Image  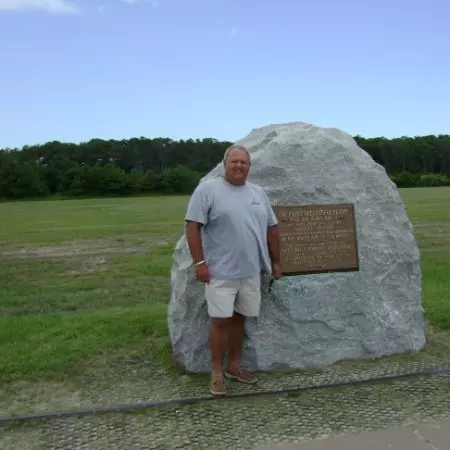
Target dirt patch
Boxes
[67,256,109,275]
[1,236,175,261]
[2,244,146,260]
[0,349,176,418]
[414,223,450,234]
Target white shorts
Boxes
[204,274,261,318]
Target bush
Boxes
[419,173,450,187]
[390,172,450,188]
[389,172,420,188]
[158,165,202,194]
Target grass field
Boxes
[0,188,449,385]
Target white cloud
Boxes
[0,0,80,14]
[121,0,158,5]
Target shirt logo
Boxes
[250,198,261,206]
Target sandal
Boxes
[224,369,258,384]
[210,372,227,396]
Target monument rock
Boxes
[168,122,426,372]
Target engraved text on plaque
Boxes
[273,204,359,275]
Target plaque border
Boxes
[272,203,360,276]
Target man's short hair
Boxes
[223,145,251,165]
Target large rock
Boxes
[168,122,426,372]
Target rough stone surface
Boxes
[168,122,426,373]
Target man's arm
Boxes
[185,221,205,265]
[185,220,210,283]
[260,186,282,277]
[267,225,280,265]
[184,183,210,266]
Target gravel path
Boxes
[1,356,450,449]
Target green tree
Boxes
[159,165,202,194]
[1,133,450,200]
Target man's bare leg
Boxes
[225,312,257,383]
[209,318,230,394]
[210,318,230,373]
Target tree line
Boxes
[0,134,449,200]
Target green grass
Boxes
[0,188,449,384]
[0,196,186,246]
[0,196,186,383]
[0,305,168,380]
[400,187,450,328]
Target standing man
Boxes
[184,145,282,396]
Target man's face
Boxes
[224,148,250,185]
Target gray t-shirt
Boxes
[185,177,278,279]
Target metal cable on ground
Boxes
[1,366,449,425]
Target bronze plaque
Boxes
[273,204,359,275]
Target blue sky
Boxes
[1,0,449,149]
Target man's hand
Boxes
[271,262,282,280]
[195,263,210,283]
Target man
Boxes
[184,144,282,396]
